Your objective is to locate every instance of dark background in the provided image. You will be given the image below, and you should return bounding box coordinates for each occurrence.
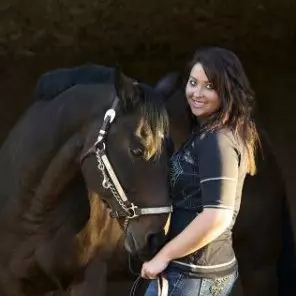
[0,0,295,263]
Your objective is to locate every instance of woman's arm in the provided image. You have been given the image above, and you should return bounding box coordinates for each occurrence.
[153,208,233,262]
[141,208,233,279]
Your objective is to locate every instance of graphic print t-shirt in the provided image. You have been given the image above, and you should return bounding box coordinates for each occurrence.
[168,128,247,276]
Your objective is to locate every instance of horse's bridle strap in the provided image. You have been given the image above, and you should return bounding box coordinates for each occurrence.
[99,148,172,219]
[100,152,128,202]
[137,206,173,216]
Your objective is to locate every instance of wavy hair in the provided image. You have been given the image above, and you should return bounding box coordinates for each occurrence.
[185,47,260,175]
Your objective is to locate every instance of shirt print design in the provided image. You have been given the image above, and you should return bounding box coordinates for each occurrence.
[169,139,202,210]
[169,153,183,188]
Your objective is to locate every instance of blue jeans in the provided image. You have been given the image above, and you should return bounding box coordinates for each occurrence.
[144,269,238,296]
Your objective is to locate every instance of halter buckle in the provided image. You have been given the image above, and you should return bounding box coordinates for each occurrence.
[94,141,106,152]
[126,203,139,219]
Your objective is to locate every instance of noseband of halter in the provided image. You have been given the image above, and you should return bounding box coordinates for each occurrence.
[80,93,172,230]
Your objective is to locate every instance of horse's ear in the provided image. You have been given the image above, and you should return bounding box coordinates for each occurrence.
[154,72,182,100]
[114,66,138,110]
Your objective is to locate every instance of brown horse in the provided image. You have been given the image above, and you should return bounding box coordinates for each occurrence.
[2,65,294,296]
[154,72,295,296]
[0,68,173,296]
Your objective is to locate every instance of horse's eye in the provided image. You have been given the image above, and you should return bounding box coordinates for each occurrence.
[130,147,145,158]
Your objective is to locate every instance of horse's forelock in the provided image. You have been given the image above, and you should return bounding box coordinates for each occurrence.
[136,83,169,159]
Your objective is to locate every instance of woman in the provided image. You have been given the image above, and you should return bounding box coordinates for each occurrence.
[141,47,259,295]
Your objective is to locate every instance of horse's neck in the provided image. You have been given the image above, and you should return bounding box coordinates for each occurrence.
[75,192,124,264]
[0,84,114,203]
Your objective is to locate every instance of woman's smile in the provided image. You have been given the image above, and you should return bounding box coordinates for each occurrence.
[185,63,221,121]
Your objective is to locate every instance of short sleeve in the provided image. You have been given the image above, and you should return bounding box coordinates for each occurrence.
[197,131,240,209]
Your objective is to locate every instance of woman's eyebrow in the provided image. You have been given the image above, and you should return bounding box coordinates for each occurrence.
[190,75,210,83]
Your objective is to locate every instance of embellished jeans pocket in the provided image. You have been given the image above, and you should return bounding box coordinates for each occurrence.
[200,271,238,296]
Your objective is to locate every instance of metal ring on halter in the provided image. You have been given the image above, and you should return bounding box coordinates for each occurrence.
[95,141,106,151]
[98,163,104,171]
[102,180,110,189]
[126,204,139,219]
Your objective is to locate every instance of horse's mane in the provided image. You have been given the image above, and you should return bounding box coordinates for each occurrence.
[35,64,115,101]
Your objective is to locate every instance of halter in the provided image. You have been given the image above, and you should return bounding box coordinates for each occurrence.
[80,94,172,230]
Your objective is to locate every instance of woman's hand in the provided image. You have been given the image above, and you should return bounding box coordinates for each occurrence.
[141,256,169,279]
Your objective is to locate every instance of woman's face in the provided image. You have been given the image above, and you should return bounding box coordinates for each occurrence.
[185,63,221,123]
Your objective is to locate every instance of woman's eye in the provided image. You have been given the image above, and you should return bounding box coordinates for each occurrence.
[205,83,214,90]
[189,79,196,87]
[130,147,145,157]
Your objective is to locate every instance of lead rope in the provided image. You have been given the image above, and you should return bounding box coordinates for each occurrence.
[128,252,168,296]
[157,276,168,296]
[129,275,168,296]
[129,276,142,296]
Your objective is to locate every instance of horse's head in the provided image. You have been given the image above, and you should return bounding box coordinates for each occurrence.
[80,70,172,259]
